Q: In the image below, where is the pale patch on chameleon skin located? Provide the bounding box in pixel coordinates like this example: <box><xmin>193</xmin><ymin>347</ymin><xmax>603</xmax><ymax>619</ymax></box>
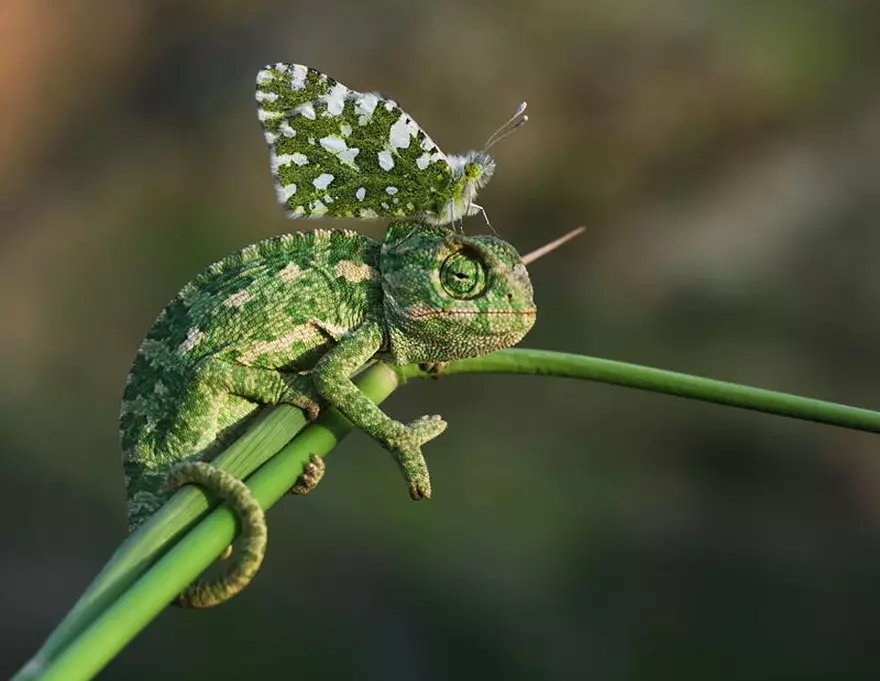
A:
<box><xmin>177</xmin><ymin>327</ymin><xmax>204</xmax><ymax>355</ymax></box>
<box><xmin>335</xmin><ymin>259</ymin><xmax>377</xmax><ymax>283</ymax></box>
<box><xmin>224</xmin><ymin>290</ymin><xmax>252</xmax><ymax>308</ymax></box>
<box><xmin>236</xmin><ymin>324</ymin><xmax>326</xmax><ymax>364</ymax></box>
<box><xmin>278</xmin><ymin>262</ymin><xmax>303</xmax><ymax>281</ymax></box>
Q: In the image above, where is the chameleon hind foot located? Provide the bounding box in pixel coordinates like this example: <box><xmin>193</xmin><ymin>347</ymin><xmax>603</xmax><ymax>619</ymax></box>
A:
<box><xmin>166</xmin><ymin>461</ymin><xmax>267</xmax><ymax>609</ymax></box>
<box><xmin>418</xmin><ymin>361</ymin><xmax>449</xmax><ymax>378</ymax></box>
<box><xmin>388</xmin><ymin>415</ymin><xmax>447</xmax><ymax>500</ymax></box>
<box><xmin>288</xmin><ymin>454</ymin><xmax>325</xmax><ymax>495</ymax></box>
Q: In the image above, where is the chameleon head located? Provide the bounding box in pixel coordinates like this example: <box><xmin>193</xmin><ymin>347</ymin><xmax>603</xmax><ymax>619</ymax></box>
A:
<box><xmin>379</xmin><ymin>224</ymin><xmax>536</xmax><ymax>364</ymax></box>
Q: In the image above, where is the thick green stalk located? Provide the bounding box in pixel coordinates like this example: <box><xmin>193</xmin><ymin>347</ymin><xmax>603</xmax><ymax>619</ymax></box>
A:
<box><xmin>16</xmin><ymin>349</ymin><xmax>880</xmax><ymax>680</ymax></box>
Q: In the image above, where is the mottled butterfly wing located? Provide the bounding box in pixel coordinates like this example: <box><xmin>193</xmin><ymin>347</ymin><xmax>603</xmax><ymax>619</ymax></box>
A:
<box><xmin>256</xmin><ymin>63</ymin><xmax>454</xmax><ymax>220</ymax></box>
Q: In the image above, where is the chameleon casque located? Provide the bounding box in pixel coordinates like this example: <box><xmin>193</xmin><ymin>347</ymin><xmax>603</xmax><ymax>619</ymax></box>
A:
<box><xmin>120</xmin><ymin>221</ymin><xmax>537</xmax><ymax>607</ymax></box>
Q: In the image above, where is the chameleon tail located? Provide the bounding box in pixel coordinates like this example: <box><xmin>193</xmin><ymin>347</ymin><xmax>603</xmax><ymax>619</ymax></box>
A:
<box><xmin>166</xmin><ymin>462</ymin><xmax>267</xmax><ymax>609</ymax></box>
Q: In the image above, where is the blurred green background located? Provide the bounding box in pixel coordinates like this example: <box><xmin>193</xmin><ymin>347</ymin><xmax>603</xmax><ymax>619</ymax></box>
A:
<box><xmin>3</xmin><ymin>1</ymin><xmax>880</xmax><ymax>679</ymax></box>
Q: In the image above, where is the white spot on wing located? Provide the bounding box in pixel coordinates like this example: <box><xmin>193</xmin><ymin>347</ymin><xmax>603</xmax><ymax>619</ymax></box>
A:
<box><xmin>416</xmin><ymin>152</ymin><xmax>432</xmax><ymax>170</ymax></box>
<box><xmin>389</xmin><ymin>114</ymin><xmax>415</xmax><ymax>149</ymax></box>
<box><xmin>356</xmin><ymin>187</ymin><xmax>366</xmax><ymax>201</ymax></box>
<box><xmin>258</xmin><ymin>108</ymin><xmax>280</xmax><ymax>122</ymax></box>
<box><xmin>320</xmin><ymin>136</ymin><xmax>346</xmax><ymax>152</ymax></box>
<box><xmin>297</xmin><ymin>102</ymin><xmax>316</xmax><ymax>120</ymax></box>
<box><xmin>291</xmin><ymin>153</ymin><xmax>309</xmax><ymax>165</ymax></box>
<box><xmin>310</xmin><ymin>199</ymin><xmax>328</xmax><ymax>215</ymax></box>
<box><xmin>359</xmin><ymin>208</ymin><xmax>379</xmax><ymax>218</ymax></box>
<box><xmin>385</xmin><ymin>186</ymin><xmax>398</xmax><ymax>195</ymax></box>
<box><xmin>339</xmin><ymin>147</ymin><xmax>360</xmax><ymax>165</ymax></box>
<box><xmin>378</xmin><ymin>151</ymin><xmax>394</xmax><ymax>170</ymax></box>
<box><xmin>355</xmin><ymin>93</ymin><xmax>379</xmax><ymax>123</ymax></box>
<box><xmin>255</xmin><ymin>90</ymin><xmax>278</xmax><ymax>102</ymax></box>
<box><xmin>322</xmin><ymin>83</ymin><xmax>348</xmax><ymax>116</ymax></box>
<box><xmin>291</xmin><ymin>64</ymin><xmax>308</xmax><ymax>90</ymax></box>
<box><xmin>277</xmin><ymin>183</ymin><xmax>297</xmax><ymax>201</ymax></box>
<box><xmin>280</xmin><ymin>121</ymin><xmax>296</xmax><ymax>137</ymax></box>
<box><xmin>313</xmin><ymin>173</ymin><xmax>334</xmax><ymax>189</ymax></box>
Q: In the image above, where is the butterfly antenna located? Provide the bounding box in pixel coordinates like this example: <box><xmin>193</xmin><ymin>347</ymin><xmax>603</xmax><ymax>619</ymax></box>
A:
<box><xmin>484</xmin><ymin>102</ymin><xmax>528</xmax><ymax>151</ymax></box>
<box><xmin>521</xmin><ymin>226</ymin><xmax>586</xmax><ymax>264</ymax></box>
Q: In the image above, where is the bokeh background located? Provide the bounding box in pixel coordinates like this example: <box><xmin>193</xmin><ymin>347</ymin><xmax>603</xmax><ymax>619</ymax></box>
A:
<box><xmin>3</xmin><ymin>1</ymin><xmax>880</xmax><ymax>679</ymax></box>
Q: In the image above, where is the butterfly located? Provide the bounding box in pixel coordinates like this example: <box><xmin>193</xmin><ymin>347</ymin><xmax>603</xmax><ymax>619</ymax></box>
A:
<box><xmin>256</xmin><ymin>63</ymin><xmax>526</xmax><ymax>227</ymax></box>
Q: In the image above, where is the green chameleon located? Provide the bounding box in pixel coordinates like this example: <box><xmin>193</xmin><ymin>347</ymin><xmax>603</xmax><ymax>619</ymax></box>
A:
<box><xmin>120</xmin><ymin>222</ymin><xmax>537</xmax><ymax>608</ymax></box>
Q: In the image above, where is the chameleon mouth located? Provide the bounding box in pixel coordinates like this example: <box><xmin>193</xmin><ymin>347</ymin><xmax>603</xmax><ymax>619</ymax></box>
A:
<box><xmin>408</xmin><ymin>309</ymin><xmax>537</xmax><ymax>320</ymax></box>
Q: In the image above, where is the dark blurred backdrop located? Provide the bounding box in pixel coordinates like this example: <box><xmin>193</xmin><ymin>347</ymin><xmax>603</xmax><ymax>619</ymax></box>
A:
<box><xmin>2</xmin><ymin>1</ymin><xmax>880</xmax><ymax>679</ymax></box>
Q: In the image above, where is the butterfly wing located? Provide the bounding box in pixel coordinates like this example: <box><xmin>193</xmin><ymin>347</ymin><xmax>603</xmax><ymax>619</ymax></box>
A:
<box><xmin>256</xmin><ymin>63</ymin><xmax>454</xmax><ymax>221</ymax></box>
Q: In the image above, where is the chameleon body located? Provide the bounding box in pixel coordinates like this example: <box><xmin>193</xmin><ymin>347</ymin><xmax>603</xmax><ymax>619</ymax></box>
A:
<box><xmin>120</xmin><ymin>222</ymin><xmax>536</xmax><ymax>607</ymax></box>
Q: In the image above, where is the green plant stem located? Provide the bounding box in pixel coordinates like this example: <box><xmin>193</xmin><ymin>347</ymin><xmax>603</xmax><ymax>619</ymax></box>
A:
<box><xmin>17</xmin><ymin>348</ymin><xmax>880</xmax><ymax>680</ymax></box>
<box><xmin>396</xmin><ymin>349</ymin><xmax>880</xmax><ymax>433</ymax></box>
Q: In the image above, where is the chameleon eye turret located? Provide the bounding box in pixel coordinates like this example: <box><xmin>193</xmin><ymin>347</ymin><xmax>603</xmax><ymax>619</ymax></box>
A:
<box><xmin>439</xmin><ymin>248</ymin><xmax>488</xmax><ymax>299</ymax></box>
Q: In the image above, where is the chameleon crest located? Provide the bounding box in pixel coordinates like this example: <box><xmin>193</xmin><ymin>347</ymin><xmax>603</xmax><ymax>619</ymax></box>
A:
<box><xmin>256</xmin><ymin>63</ymin><xmax>527</xmax><ymax>226</ymax></box>
<box><xmin>120</xmin><ymin>223</ymin><xmax>536</xmax><ymax>607</ymax></box>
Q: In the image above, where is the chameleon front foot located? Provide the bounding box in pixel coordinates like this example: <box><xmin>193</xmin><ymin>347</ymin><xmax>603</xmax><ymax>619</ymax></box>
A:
<box><xmin>166</xmin><ymin>461</ymin><xmax>267</xmax><ymax>609</ymax></box>
<box><xmin>388</xmin><ymin>415</ymin><xmax>447</xmax><ymax>500</ymax></box>
<box><xmin>288</xmin><ymin>454</ymin><xmax>325</xmax><ymax>495</ymax></box>
<box><xmin>280</xmin><ymin>374</ymin><xmax>324</xmax><ymax>421</ymax></box>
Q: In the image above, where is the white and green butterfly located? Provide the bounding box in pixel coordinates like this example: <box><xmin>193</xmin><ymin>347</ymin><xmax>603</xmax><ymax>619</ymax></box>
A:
<box><xmin>256</xmin><ymin>63</ymin><xmax>526</xmax><ymax>227</ymax></box>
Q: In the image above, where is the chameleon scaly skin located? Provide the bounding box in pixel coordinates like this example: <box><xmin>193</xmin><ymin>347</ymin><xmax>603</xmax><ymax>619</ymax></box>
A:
<box><xmin>120</xmin><ymin>223</ymin><xmax>536</xmax><ymax>606</ymax></box>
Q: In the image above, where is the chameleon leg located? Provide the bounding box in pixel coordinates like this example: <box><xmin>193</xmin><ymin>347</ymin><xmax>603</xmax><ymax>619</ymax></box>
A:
<box><xmin>193</xmin><ymin>357</ymin><xmax>323</xmax><ymax>419</ymax></box>
<box><xmin>288</xmin><ymin>454</ymin><xmax>325</xmax><ymax>495</ymax></box>
<box><xmin>312</xmin><ymin>322</ymin><xmax>447</xmax><ymax>500</ymax></box>
<box><xmin>166</xmin><ymin>462</ymin><xmax>267</xmax><ymax>609</ymax></box>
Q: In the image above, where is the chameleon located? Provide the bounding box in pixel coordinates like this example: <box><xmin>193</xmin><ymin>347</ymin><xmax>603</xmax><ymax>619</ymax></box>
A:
<box><xmin>256</xmin><ymin>63</ymin><xmax>527</xmax><ymax>226</ymax></box>
<box><xmin>119</xmin><ymin>221</ymin><xmax>537</xmax><ymax>608</ymax></box>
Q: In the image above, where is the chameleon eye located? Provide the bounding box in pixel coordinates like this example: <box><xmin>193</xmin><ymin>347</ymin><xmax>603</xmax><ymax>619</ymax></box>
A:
<box><xmin>440</xmin><ymin>248</ymin><xmax>488</xmax><ymax>300</ymax></box>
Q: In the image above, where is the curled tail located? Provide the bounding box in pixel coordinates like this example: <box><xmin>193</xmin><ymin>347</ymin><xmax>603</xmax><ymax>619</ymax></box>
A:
<box><xmin>166</xmin><ymin>462</ymin><xmax>267</xmax><ymax>609</ymax></box>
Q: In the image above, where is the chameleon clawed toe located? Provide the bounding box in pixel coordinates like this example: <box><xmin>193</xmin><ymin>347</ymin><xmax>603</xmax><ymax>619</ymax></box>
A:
<box><xmin>288</xmin><ymin>454</ymin><xmax>326</xmax><ymax>495</ymax></box>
